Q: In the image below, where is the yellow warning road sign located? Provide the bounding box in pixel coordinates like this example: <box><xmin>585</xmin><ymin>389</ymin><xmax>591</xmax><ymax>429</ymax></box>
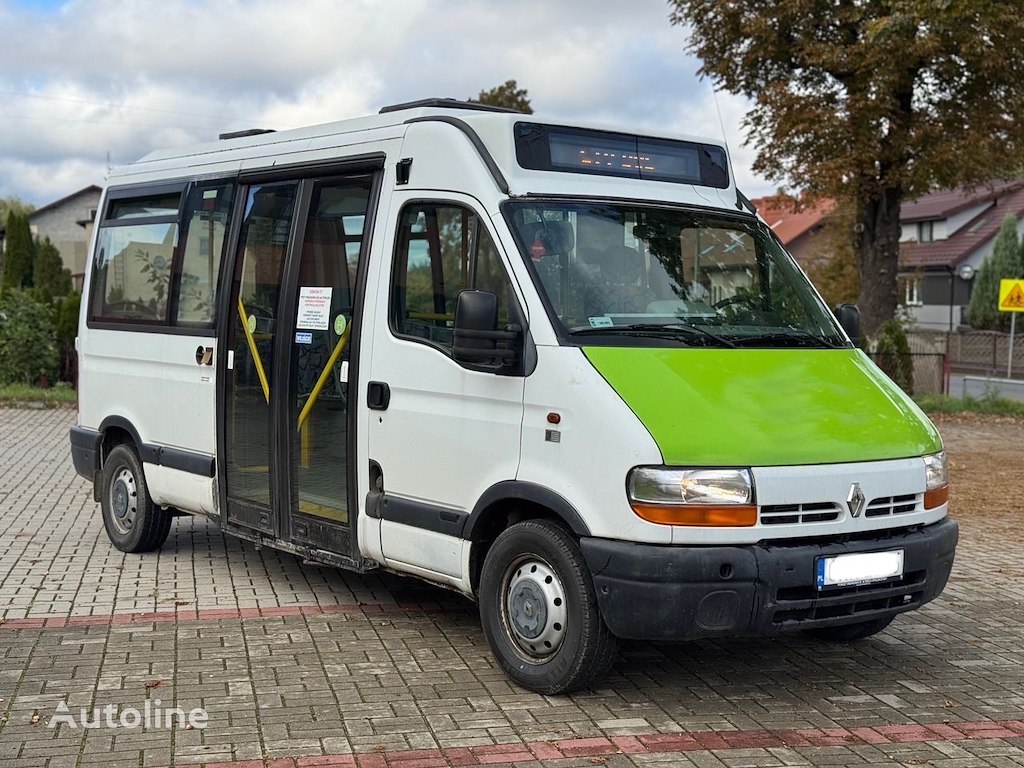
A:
<box><xmin>999</xmin><ymin>279</ymin><xmax>1024</xmax><ymax>312</ymax></box>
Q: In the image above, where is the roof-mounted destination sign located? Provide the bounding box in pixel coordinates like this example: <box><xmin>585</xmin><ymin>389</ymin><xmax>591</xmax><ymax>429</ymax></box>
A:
<box><xmin>514</xmin><ymin>122</ymin><xmax>729</xmax><ymax>189</ymax></box>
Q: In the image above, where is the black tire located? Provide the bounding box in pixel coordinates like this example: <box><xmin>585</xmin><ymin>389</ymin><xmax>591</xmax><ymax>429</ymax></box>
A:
<box><xmin>100</xmin><ymin>443</ymin><xmax>172</xmax><ymax>553</ymax></box>
<box><xmin>804</xmin><ymin>616</ymin><xmax>894</xmax><ymax>642</ymax></box>
<box><xmin>479</xmin><ymin>519</ymin><xmax>617</xmax><ymax>694</ymax></box>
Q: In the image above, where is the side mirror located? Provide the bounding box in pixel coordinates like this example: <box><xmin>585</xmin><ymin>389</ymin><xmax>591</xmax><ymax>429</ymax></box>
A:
<box><xmin>453</xmin><ymin>290</ymin><xmax>521</xmax><ymax>371</ymax></box>
<box><xmin>834</xmin><ymin>303</ymin><xmax>861</xmax><ymax>348</ymax></box>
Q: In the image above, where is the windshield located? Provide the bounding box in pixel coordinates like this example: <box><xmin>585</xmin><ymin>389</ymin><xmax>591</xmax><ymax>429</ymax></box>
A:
<box><xmin>504</xmin><ymin>201</ymin><xmax>848</xmax><ymax>349</ymax></box>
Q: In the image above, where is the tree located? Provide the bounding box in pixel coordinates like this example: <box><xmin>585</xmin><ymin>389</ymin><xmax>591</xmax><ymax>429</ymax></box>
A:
<box><xmin>474</xmin><ymin>80</ymin><xmax>533</xmax><ymax>113</ymax></box>
<box><xmin>0</xmin><ymin>196</ymin><xmax>34</xmax><ymax>223</ymax></box>
<box><xmin>55</xmin><ymin>292</ymin><xmax>81</xmax><ymax>384</ymax></box>
<box><xmin>965</xmin><ymin>214</ymin><xmax>1021</xmax><ymax>331</ymax></box>
<box><xmin>2</xmin><ymin>210</ymin><xmax>35</xmax><ymax>289</ymax></box>
<box><xmin>803</xmin><ymin>216</ymin><xmax>860</xmax><ymax>309</ymax></box>
<box><xmin>33</xmin><ymin>236</ymin><xmax>72</xmax><ymax>302</ymax></box>
<box><xmin>669</xmin><ymin>2</ymin><xmax>1024</xmax><ymax>338</ymax></box>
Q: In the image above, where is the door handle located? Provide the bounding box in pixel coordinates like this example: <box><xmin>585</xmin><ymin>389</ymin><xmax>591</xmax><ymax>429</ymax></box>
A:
<box><xmin>367</xmin><ymin>381</ymin><xmax>390</xmax><ymax>410</ymax></box>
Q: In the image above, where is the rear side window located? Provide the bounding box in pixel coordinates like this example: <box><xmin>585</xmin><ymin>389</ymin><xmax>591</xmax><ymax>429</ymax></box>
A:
<box><xmin>89</xmin><ymin>183</ymin><xmax>235</xmax><ymax>328</ymax></box>
<box><xmin>90</xmin><ymin>192</ymin><xmax>181</xmax><ymax>324</ymax></box>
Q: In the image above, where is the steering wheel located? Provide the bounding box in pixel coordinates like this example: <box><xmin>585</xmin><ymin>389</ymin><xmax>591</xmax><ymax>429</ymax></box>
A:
<box><xmin>714</xmin><ymin>294</ymin><xmax>762</xmax><ymax>312</ymax></box>
<box><xmin>105</xmin><ymin>300</ymin><xmax>161</xmax><ymax>319</ymax></box>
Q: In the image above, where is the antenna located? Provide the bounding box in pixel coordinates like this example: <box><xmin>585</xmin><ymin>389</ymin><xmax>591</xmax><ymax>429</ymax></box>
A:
<box><xmin>710</xmin><ymin>85</ymin><xmax>731</xmax><ymax>157</ymax></box>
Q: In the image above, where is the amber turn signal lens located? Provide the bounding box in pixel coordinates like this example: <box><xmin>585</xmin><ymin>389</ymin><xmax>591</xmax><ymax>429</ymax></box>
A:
<box><xmin>924</xmin><ymin>486</ymin><xmax>949</xmax><ymax>509</ymax></box>
<box><xmin>630</xmin><ymin>504</ymin><xmax>758</xmax><ymax>527</ymax></box>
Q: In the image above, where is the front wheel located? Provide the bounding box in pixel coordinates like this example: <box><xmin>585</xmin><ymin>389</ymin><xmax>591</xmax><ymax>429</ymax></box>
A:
<box><xmin>100</xmin><ymin>444</ymin><xmax>172</xmax><ymax>553</ymax></box>
<box><xmin>479</xmin><ymin>519</ymin><xmax>616</xmax><ymax>694</ymax></box>
<box><xmin>803</xmin><ymin>616</ymin><xmax>894</xmax><ymax>642</ymax></box>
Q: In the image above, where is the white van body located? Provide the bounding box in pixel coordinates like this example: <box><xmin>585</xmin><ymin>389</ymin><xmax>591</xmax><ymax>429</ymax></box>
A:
<box><xmin>72</xmin><ymin>100</ymin><xmax>957</xmax><ymax>693</ymax></box>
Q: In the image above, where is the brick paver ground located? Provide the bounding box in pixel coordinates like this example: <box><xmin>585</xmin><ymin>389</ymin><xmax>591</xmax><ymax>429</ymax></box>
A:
<box><xmin>0</xmin><ymin>408</ymin><xmax>1021</xmax><ymax>768</ymax></box>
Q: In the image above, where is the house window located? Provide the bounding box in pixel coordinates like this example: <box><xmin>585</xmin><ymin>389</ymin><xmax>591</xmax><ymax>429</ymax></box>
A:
<box><xmin>917</xmin><ymin>221</ymin><xmax>934</xmax><ymax>243</ymax></box>
<box><xmin>902</xmin><ymin>277</ymin><xmax>923</xmax><ymax>306</ymax></box>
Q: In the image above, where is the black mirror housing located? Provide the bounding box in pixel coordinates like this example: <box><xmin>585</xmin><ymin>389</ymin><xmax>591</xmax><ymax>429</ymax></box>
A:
<box><xmin>453</xmin><ymin>290</ymin><xmax>521</xmax><ymax>371</ymax></box>
<box><xmin>834</xmin><ymin>303</ymin><xmax>861</xmax><ymax>348</ymax></box>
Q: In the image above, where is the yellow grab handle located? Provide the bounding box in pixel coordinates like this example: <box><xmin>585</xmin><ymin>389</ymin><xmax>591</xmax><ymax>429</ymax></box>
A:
<box><xmin>237</xmin><ymin>296</ymin><xmax>270</xmax><ymax>404</ymax></box>
<box><xmin>297</xmin><ymin>323</ymin><xmax>351</xmax><ymax>431</ymax></box>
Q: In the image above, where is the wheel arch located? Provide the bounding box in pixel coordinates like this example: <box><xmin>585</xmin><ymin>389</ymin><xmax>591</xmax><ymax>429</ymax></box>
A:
<box><xmin>97</xmin><ymin>415</ymin><xmax>158</xmax><ymax>463</ymax></box>
<box><xmin>94</xmin><ymin>416</ymin><xmax>154</xmax><ymax>501</ymax></box>
<box><xmin>465</xmin><ymin>481</ymin><xmax>591</xmax><ymax>593</ymax></box>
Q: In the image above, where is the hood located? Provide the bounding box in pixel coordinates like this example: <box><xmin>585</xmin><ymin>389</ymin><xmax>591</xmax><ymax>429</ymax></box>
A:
<box><xmin>583</xmin><ymin>347</ymin><xmax>942</xmax><ymax>467</ymax></box>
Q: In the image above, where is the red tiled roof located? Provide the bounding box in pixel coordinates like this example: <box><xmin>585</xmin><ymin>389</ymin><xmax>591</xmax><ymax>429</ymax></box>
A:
<box><xmin>751</xmin><ymin>195</ymin><xmax>834</xmax><ymax>245</ymax></box>
<box><xmin>900</xmin><ymin>185</ymin><xmax>1024</xmax><ymax>269</ymax></box>
<box><xmin>900</xmin><ymin>179</ymin><xmax>1024</xmax><ymax>223</ymax></box>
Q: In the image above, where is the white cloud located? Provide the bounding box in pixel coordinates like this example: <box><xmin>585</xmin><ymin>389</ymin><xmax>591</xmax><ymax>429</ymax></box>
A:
<box><xmin>0</xmin><ymin>0</ymin><xmax>776</xmax><ymax>205</ymax></box>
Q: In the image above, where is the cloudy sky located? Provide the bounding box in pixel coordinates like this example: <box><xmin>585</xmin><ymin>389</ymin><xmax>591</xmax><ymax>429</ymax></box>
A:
<box><xmin>0</xmin><ymin>0</ymin><xmax>774</xmax><ymax>207</ymax></box>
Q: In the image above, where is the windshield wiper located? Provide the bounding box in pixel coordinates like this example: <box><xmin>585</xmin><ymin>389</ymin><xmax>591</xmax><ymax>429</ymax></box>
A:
<box><xmin>726</xmin><ymin>329</ymin><xmax>845</xmax><ymax>349</ymax></box>
<box><xmin>569</xmin><ymin>323</ymin><xmax>737</xmax><ymax>348</ymax></box>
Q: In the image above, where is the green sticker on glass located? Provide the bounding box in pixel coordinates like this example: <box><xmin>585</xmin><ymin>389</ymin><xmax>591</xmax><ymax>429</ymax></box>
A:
<box><xmin>334</xmin><ymin>315</ymin><xmax>347</xmax><ymax>336</ymax></box>
<box><xmin>247</xmin><ymin>314</ymin><xmax>257</xmax><ymax>334</ymax></box>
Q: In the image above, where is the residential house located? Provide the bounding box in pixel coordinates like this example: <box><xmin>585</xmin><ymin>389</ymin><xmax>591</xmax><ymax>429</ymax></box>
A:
<box><xmin>899</xmin><ymin>179</ymin><xmax>1024</xmax><ymax>331</ymax></box>
<box><xmin>0</xmin><ymin>185</ymin><xmax>101</xmax><ymax>291</ymax></box>
<box><xmin>751</xmin><ymin>193</ymin><xmax>834</xmax><ymax>267</ymax></box>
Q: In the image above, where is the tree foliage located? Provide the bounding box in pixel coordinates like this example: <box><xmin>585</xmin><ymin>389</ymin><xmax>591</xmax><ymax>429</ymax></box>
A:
<box><xmin>965</xmin><ymin>214</ymin><xmax>1023</xmax><ymax>331</ymax></box>
<box><xmin>669</xmin><ymin>1</ymin><xmax>1024</xmax><ymax>338</ymax></box>
<box><xmin>474</xmin><ymin>80</ymin><xmax>533</xmax><ymax>113</ymax></box>
<box><xmin>0</xmin><ymin>290</ymin><xmax>60</xmax><ymax>386</ymax></box>
<box><xmin>2</xmin><ymin>210</ymin><xmax>35</xmax><ymax>289</ymax></box>
<box><xmin>872</xmin><ymin>316</ymin><xmax>914</xmax><ymax>394</ymax></box>
<box><xmin>55</xmin><ymin>292</ymin><xmax>81</xmax><ymax>385</ymax></box>
<box><xmin>33</xmin><ymin>236</ymin><xmax>72</xmax><ymax>302</ymax></box>
<box><xmin>0</xmin><ymin>196</ymin><xmax>34</xmax><ymax>223</ymax></box>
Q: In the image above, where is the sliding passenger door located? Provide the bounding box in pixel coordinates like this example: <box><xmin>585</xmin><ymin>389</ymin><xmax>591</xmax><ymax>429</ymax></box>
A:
<box><xmin>223</xmin><ymin>183</ymin><xmax>297</xmax><ymax>533</ymax></box>
<box><xmin>220</xmin><ymin>172</ymin><xmax>378</xmax><ymax>559</ymax></box>
<box><xmin>284</xmin><ymin>178</ymin><xmax>374</xmax><ymax>552</ymax></box>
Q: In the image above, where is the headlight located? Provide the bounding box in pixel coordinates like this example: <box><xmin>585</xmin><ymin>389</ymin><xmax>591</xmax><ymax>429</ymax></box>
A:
<box><xmin>923</xmin><ymin>452</ymin><xmax>949</xmax><ymax>509</ymax></box>
<box><xmin>627</xmin><ymin>468</ymin><xmax>756</xmax><ymax>526</ymax></box>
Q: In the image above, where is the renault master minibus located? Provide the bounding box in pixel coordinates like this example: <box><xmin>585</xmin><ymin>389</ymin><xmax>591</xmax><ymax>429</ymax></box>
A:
<box><xmin>71</xmin><ymin>99</ymin><xmax>957</xmax><ymax>694</ymax></box>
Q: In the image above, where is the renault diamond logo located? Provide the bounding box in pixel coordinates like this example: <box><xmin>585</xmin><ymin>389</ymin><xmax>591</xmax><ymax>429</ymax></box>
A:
<box><xmin>847</xmin><ymin>483</ymin><xmax>866</xmax><ymax>518</ymax></box>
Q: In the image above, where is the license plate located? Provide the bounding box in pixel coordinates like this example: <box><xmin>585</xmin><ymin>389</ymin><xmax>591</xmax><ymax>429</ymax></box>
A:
<box><xmin>816</xmin><ymin>549</ymin><xmax>904</xmax><ymax>589</ymax></box>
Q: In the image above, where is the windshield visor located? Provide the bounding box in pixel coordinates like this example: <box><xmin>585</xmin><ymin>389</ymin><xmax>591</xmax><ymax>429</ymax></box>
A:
<box><xmin>504</xmin><ymin>201</ymin><xmax>847</xmax><ymax>349</ymax></box>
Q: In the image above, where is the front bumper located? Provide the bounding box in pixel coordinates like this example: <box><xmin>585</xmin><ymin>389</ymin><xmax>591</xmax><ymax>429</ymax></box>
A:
<box><xmin>581</xmin><ymin>517</ymin><xmax>958</xmax><ymax>641</ymax></box>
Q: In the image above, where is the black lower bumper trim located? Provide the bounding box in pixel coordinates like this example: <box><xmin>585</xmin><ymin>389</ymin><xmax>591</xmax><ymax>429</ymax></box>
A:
<box><xmin>69</xmin><ymin>426</ymin><xmax>102</xmax><ymax>482</ymax></box>
<box><xmin>581</xmin><ymin>517</ymin><xmax>958</xmax><ymax>641</ymax></box>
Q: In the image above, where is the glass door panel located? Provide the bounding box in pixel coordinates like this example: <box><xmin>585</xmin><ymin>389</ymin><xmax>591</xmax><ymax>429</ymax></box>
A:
<box><xmin>224</xmin><ymin>183</ymin><xmax>297</xmax><ymax>532</ymax></box>
<box><xmin>288</xmin><ymin>179</ymin><xmax>372</xmax><ymax>540</ymax></box>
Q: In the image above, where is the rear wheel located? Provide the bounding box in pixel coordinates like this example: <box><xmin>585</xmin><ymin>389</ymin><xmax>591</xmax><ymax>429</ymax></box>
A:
<box><xmin>804</xmin><ymin>616</ymin><xmax>894</xmax><ymax>642</ymax></box>
<box><xmin>479</xmin><ymin>519</ymin><xmax>616</xmax><ymax>694</ymax></box>
<box><xmin>100</xmin><ymin>444</ymin><xmax>172</xmax><ymax>553</ymax></box>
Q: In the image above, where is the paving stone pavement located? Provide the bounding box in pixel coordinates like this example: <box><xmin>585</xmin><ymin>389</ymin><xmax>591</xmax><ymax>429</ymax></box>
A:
<box><xmin>0</xmin><ymin>407</ymin><xmax>1021</xmax><ymax>768</ymax></box>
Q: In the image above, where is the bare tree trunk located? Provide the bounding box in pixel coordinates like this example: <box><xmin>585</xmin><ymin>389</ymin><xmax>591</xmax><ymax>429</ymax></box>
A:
<box><xmin>854</xmin><ymin>184</ymin><xmax>903</xmax><ymax>339</ymax></box>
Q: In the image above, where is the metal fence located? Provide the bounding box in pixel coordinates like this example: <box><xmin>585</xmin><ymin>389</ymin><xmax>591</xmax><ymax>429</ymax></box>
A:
<box><xmin>870</xmin><ymin>351</ymin><xmax>948</xmax><ymax>395</ymax></box>
<box><xmin>908</xmin><ymin>329</ymin><xmax>1024</xmax><ymax>380</ymax></box>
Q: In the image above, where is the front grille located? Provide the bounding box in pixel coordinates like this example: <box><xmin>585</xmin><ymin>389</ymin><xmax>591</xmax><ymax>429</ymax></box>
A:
<box><xmin>866</xmin><ymin>493</ymin><xmax>920</xmax><ymax>518</ymax></box>
<box><xmin>760</xmin><ymin>501</ymin><xmax>841</xmax><ymax>525</ymax></box>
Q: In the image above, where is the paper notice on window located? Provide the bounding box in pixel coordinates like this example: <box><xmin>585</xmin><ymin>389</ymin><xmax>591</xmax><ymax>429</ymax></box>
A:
<box><xmin>296</xmin><ymin>287</ymin><xmax>332</xmax><ymax>330</ymax></box>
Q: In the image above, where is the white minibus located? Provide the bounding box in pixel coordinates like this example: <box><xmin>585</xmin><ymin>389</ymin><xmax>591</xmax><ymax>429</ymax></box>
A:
<box><xmin>72</xmin><ymin>99</ymin><xmax>957</xmax><ymax>693</ymax></box>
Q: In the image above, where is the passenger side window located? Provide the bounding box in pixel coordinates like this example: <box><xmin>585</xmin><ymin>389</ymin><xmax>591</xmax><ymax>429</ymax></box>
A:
<box><xmin>175</xmin><ymin>184</ymin><xmax>235</xmax><ymax>326</ymax></box>
<box><xmin>88</xmin><ymin>182</ymin><xmax>236</xmax><ymax>329</ymax></box>
<box><xmin>391</xmin><ymin>203</ymin><xmax>516</xmax><ymax>351</ymax></box>
<box><xmin>90</xmin><ymin>192</ymin><xmax>181</xmax><ymax>323</ymax></box>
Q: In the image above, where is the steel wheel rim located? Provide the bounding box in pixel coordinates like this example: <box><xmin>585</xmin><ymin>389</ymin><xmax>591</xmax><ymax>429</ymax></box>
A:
<box><xmin>109</xmin><ymin>466</ymin><xmax>138</xmax><ymax>535</ymax></box>
<box><xmin>500</xmin><ymin>556</ymin><xmax>568</xmax><ymax>662</ymax></box>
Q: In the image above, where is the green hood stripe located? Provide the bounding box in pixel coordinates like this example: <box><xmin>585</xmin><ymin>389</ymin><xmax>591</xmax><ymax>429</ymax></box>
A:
<box><xmin>583</xmin><ymin>347</ymin><xmax>941</xmax><ymax>467</ymax></box>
